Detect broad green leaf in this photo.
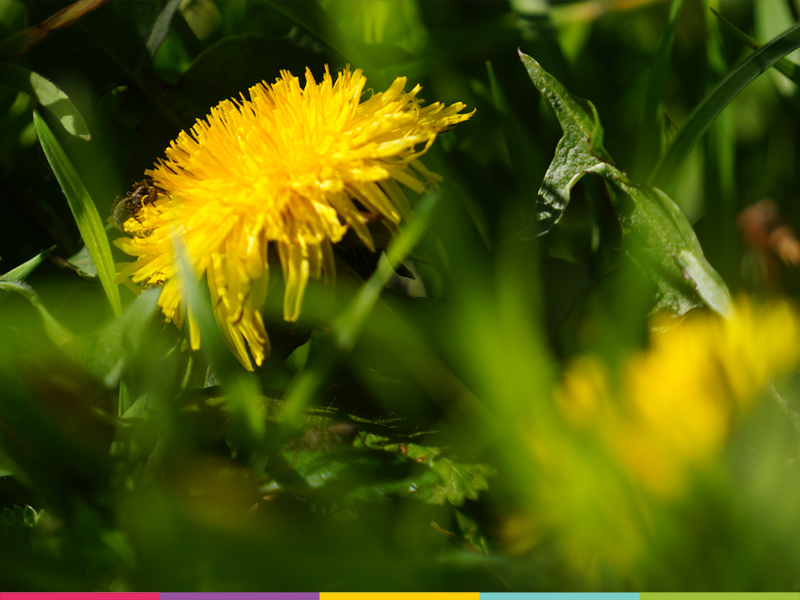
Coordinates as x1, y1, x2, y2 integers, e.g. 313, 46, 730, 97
404, 444, 495, 507
62, 245, 98, 279
33, 111, 121, 317
0, 63, 90, 139
519, 52, 731, 317
265, 425, 494, 508
635, 0, 682, 179
0, 280, 74, 347
650, 22, 800, 193
600, 169, 732, 317
173, 236, 265, 445
283, 446, 407, 492
519, 51, 613, 237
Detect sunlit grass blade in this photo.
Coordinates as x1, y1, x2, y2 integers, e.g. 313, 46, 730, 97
0, 280, 73, 347
712, 7, 800, 85
89, 287, 160, 416
118, 378, 133, 418
172, 235, 265, 446
650, 22, 800, 193
89, 287, 161, 387
0, 245, 55, 292
635, 0, 682, 180
334, 189, 440, 352
144, 0, 182, 59
33, 111, 121, 317
0, 63, 90, 140
281, 189, 440, 426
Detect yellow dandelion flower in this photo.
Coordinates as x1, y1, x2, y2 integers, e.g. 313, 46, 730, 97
523, 298, 800, 581
619, 298, 800, 497
551, 297, 800, 500
115, 66, 473, 370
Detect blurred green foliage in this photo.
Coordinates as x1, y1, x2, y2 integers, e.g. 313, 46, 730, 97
3, 0, 800, 592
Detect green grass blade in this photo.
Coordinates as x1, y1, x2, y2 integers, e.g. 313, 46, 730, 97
0, 63, 90, 140
712, 7, 764, 51
0, 280, 74, 347
144, 0, 182, 59
118, 377, 133, 418
281, 189, 441, 426
0, 245, 55, 282
33, 111, 122, 317
172, 236, 265, 446
650, 22, 800, 192
0, 246, 56, 304
89, 287, 161, 387
712, 7, 800, 85
635, 0, 682, 180
333, 189, 440, 352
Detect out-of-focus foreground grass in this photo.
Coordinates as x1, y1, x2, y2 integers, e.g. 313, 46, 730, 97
3, 0, 800, 591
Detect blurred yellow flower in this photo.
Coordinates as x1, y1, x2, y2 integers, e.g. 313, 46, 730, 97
115, 66, 473, 370
523, 298, 800, 581
619, 298, 800, 498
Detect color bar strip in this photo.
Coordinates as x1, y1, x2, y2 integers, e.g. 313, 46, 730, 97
163, 595, 317, 600
483, 596, 639, 600
641, 595, 798, 600
322, 594, 479, 600
1, 595, 159, 600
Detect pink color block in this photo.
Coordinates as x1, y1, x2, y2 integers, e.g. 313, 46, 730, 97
1, 594, 160, 600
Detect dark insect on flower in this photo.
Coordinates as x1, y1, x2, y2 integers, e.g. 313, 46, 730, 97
112, 179, 164, 230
